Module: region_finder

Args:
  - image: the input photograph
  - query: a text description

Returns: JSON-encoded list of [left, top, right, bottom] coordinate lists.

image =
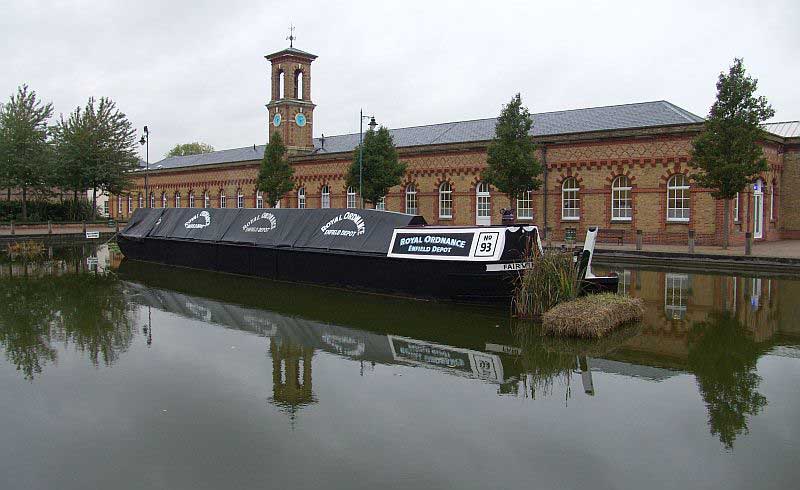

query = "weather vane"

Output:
[[287, 24, 296, 48]]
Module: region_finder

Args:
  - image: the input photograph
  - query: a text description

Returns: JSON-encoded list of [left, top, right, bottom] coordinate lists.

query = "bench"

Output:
[[598, 228, 624, 245]]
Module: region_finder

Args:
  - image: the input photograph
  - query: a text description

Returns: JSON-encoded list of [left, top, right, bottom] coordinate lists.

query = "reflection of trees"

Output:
[[688, 311, 768, 450], [0, 273, 135, 380]]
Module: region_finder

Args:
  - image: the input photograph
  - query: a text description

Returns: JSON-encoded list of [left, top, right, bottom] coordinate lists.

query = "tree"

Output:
[[482, 93, 542, 217], [53, 97, 139, 218], [346, 126, 406, 207], [165, 142, 215, 158], [690, 58, 774, 248], [257, 132, 294, 207], [0, 85, 54, 219]]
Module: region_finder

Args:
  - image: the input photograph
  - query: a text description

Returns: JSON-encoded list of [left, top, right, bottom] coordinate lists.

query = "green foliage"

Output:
[[483, 94, 542, 207], [514, 249, 579, 318], [688, 310, 769, 449], [690, 58, 774, 200], [0, 199, 94, 222], [346, 126, 406, 206], [0, 85, 55, 220], [52, 97, 139, 217], [257, 132, 294, 207], [165, 142, 215, 158]]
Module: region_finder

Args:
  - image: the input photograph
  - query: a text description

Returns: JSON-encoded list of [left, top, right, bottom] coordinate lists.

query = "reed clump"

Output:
[[6, 240, 45, 259], [513, 249, 579, 318], [542, 293, 644, 338]]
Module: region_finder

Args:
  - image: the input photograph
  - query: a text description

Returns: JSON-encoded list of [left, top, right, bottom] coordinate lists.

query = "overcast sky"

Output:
[[3, 0, 798, 161]]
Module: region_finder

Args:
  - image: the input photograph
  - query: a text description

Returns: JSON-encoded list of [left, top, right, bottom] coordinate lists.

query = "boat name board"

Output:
[[387, 228, 504, 261], [485, 261, 533, 272]]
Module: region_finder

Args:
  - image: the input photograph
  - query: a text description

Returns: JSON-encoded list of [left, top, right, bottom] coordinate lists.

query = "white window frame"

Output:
[[667, 174, 690, 222], [346, 186, 357, 209], [298, 187, 306, 209], [611, 176, 632, 221], [770, 183, 775, 221], [438, 182, 452, 218], [103, 200, 109, 216], [375, 196, 385, 211], [665, 273, 689, 320], [220, 191, 226, 209], [733, 192, 740, 222], [161, 192, 167, 208], [321, 185, 330, 209], [188, 192, 195, 208], [174, 192, 181, 208], [517, 190, 533, 220], [203, 192, 210, 208], [405, 184, 417, 215], [561, 178, 580, 220], [476, 182, 491, 222], [138, 193, 143, 209], [127, 195, 132, 213], [117, 196, 122, 216], [237, 190, 244, 209], [149, 193, 155, 209], [256, 191, 263, 209]]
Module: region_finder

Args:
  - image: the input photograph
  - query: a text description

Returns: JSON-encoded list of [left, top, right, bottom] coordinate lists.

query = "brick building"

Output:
[[113, 44, 800, 245]]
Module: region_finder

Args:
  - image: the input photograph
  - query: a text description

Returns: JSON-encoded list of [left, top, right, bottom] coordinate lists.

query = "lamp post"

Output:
[[358, 110, 377, 208], [139, 126, 149, 207]]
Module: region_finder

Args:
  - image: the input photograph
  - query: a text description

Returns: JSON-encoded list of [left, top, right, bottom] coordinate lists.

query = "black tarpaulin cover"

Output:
[[121, 208, 426, 255], [119, 208, 164, 240]]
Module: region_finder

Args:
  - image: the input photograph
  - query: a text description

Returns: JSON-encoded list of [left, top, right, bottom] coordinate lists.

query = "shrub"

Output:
[[513, 249, 579, 318], [0, 199, 94, 222]]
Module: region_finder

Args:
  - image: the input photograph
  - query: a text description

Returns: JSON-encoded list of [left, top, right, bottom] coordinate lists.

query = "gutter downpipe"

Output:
[[542, 145, 548, 239]]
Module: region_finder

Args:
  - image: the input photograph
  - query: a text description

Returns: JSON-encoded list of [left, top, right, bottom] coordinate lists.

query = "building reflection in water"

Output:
[[269, 339, 316, 425]]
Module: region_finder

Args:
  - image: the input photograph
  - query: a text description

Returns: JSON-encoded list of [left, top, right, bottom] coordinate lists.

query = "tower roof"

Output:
[[265, 46, 318, 61]]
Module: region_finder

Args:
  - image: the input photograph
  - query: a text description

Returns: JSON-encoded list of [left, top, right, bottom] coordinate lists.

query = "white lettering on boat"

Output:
[[185, 211, 211, 229], [242, 212, 277, 233], [320, 212, 366, 237]]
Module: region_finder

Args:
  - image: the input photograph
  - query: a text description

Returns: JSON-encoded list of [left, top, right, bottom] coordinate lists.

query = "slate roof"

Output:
[[150, 100, 705, 171], [764, 121, 800, 138]]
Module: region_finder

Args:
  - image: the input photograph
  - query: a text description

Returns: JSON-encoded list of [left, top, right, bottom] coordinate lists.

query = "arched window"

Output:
[[439, 182, 452, 218], [346, 186, 357, 208], [203, 191, 210, 208], [666, 174, 690, 222], [405, 184, 417, 215], [295, 70, 304, 100], [320, 185, 330, 209], [611, 176, 632, 221], [665, 273, 689, 320], [734, 192, 740, 222], [562, 178, 580, 220], [237, 189, 244, 209], [278, 70, 285, 99], [256, 191, 263, 209], [297, 187, 306, 209], [476, 182, 491, 225], [375, 196, 386, 211], [128, 195, 132, 214], [149, 192, 155, 209], [137, 193, 143, 209], [117, 195, 122, 217], [174, 192, 181, 208], [161, 192, 167, 208], [517, 190, 533, 220], [188, 191, 195, 208], [770, 180, 776, 221], [219, 190, 226, 209]]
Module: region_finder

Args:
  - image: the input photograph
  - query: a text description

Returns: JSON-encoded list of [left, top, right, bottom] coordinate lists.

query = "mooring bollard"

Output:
[[636, 229, 643, 251], [48, 220, 52, 234], [688, 230, 695, 254], [10, 221, 14, 235], [745, 232, 752, 256]]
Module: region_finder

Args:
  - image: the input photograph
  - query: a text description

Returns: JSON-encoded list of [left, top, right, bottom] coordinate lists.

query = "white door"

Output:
[[476, 182, 491, 226], [753, 180, 763, 239]]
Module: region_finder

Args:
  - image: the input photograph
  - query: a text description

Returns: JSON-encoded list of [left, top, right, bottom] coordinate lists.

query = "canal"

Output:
[[1, 243, 798, 489]]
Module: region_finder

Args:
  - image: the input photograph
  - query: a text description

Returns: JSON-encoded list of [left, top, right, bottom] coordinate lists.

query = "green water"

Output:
[[1, 244, 798, 490]]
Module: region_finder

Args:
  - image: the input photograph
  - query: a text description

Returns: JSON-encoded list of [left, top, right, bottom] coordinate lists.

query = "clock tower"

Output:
[[265, 36, 317, 154]]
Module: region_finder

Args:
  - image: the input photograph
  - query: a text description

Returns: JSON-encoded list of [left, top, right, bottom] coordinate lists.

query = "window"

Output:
[[138, 193, 143, 209], [220, 190, 226, 209], [295, 70, 304, 99], [476, 182, 491, 223], [237, 189, 244, 209], [405, 184, 417, 215], [161, 192, 167, 208], [375, 196, 386, 211], [278, 70, 285, 99], [256, 191, 263, 209], [517, 190, 533, 219], [188, 191, 195, 208], [439, 182, 453, 218], [127, 195, 132, 214], [321, 185, 330, 209], [203, 191, 210, 208], [667, 174, 690, 222], [734, 192, 740, 222], [346, 186, 357, 208], [117, 196, 122, 216], [611, 176, 632, 221], [103, 200, 109, 216], [561, 177, 580, 220], [665, 273, 689, 320], [770, 182, 775, 221], [174, 192, 181, 208], [298, 187, 306, 209], [149, 192, 155, 209]]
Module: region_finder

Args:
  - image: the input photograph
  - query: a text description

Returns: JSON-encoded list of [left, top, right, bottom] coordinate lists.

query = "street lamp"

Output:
[[139, 126, 149, 207], [358, 111, 377, 208]]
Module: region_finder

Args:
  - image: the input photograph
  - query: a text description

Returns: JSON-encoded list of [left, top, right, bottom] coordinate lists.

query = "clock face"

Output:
[[295, 113, 307, 127], [272, 113, 281, 127]]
